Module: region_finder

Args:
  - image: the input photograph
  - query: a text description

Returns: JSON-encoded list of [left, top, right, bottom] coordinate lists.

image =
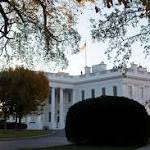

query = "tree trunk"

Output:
[[15, 114, 17, 123], [4, 118, 7, 130], [3, 114, 7, 130], [15, 114, 18, 129], [18, 114, 22, 129]]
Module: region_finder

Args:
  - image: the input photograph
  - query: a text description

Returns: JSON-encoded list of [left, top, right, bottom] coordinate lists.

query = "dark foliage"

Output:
[[0, 121, 27, 129], [91, 1, 150, 67], [65, 96, 150, 146], [0, 1, 81, 69]]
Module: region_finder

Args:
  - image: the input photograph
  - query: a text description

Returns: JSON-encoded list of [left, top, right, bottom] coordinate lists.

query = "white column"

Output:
[[145, 86, 149, 100], [59, 88, 64, 129], [122, 84, 127, 97], [72, 89, 76, 104], [132, 85, 135, 100], [51, 87, 56, 129]]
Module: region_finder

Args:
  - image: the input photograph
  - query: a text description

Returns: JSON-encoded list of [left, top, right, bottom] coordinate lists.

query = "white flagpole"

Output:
[[85, 41, 87, 67]]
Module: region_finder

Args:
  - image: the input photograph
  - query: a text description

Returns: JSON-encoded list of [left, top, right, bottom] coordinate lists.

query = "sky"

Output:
[[64, 3, 150, 75], [1, 2, 149, 75]]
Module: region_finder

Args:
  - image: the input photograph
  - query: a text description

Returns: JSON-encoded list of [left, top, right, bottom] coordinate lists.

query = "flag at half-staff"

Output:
[[80, 41, 86, 51]]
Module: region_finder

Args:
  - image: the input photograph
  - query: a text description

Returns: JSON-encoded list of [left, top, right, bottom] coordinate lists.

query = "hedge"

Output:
[[65, 96, 150, 146], [0, 122, 27, 129]]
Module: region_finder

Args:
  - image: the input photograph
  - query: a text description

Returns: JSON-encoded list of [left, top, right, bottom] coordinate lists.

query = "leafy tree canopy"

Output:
[[1, 0, 149, 70], [0, 67, 49, 124], [89, 0, 150, 67], [0, 0, 81, 70]]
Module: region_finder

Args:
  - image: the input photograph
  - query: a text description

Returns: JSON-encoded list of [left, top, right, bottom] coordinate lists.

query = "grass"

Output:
[[20, 145, 135, 150], [0, 129, 49, 138]]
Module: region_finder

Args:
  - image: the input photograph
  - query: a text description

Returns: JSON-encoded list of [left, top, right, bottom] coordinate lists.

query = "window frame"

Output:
[[91, 89, 95, 98], [113, 86, 117, 96], [81, 90, 85, 100], [102, 87, 106, 96]]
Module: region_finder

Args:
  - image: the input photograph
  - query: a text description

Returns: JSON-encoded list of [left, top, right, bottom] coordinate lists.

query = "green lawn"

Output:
[[20, 145, 135, 150], [0, 130, 49, 138]]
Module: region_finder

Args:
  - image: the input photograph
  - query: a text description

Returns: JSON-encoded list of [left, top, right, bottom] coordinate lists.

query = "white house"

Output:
[[24, 62, 150, 129]]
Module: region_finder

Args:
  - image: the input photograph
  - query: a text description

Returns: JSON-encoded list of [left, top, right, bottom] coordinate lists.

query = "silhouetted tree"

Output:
[[0, 67, 49, 125], [0, 0, 80, 69], [90, 0, 150, 67]]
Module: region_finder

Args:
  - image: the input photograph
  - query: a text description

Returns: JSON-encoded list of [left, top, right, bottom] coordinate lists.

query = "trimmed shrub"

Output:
[[0, 122, 27, 129], [65, 96, 150, 146], [17, 123, 27, 129], [147, 115, 150, 136]]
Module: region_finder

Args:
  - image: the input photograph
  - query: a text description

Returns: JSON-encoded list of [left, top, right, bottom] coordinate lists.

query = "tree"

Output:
[[90, 0, 150, 68], [0, 67, 49, 125], [0, 70, 13, 128], [0, 0, 81, 69]]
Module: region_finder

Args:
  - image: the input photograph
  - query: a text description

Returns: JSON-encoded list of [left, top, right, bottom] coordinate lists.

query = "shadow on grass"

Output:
[[19, 144, 136, 150]]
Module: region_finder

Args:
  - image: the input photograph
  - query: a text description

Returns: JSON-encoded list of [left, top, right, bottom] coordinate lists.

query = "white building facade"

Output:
[[25, 62, 150, 129]]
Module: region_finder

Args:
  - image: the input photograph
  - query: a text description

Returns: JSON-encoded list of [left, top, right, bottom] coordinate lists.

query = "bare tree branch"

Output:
[[0, 3, 9, 37]]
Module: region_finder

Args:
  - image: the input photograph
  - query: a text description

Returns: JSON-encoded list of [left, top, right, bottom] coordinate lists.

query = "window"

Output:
[[102, 87, 106, 96], [30, 115, 36, 123], [49, 112, 51, 122], [68, 92, 72, 102], [49, 87, 51, 104], [91, 89, 95, 98], [113, 86, 117, 96], [81, 90, 85, 100], [55, 89, 60, 103], [128, 86, 132, 97]]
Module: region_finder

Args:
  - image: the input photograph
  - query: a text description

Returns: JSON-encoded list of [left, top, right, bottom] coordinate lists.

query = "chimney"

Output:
[[85, 66, 91, 74], [131, 62, 137, 72]]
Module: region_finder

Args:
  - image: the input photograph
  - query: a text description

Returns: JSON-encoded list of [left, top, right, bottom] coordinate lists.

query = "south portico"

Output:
[[49, 85, 76, 129]]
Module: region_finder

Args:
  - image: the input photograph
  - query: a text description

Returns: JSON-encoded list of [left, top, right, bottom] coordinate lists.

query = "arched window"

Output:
[[113, 86, 117, 96], [102, 87, 106, 96], [91, 89, 95, 98], [81, 90, 85, 100]]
